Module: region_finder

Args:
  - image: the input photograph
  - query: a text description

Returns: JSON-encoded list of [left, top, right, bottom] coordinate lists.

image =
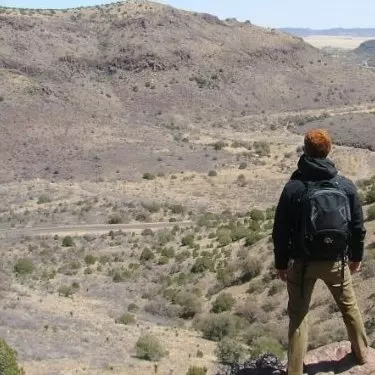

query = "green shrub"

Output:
[[174, 291, 202, 319], [250, 209, 265, 221], [108, 214, 123, 224], [115, 313, 135, 325], [211, 293, 236, 313], [231, 225, 248, 241], [197, 313, 246, 341], [245, 232, 263, 247], [140, 248, 154, 262], [58, 282, 80, 297], [213, 140, 227, 150], [216, 228, 233, 247], [142, 201, 161, 213], [241, 255, 263, 281], [251, 336, 285, 358], [14, 258, 34, 276], [366, 187, 375, 204], [37, 194, 51, 204], [170, 204, 184, 214], [62, 236, 75, 247], [0, 338, 24, 375], [186, 366, 207, 375], [238, 300, 268, 324], [135, 334, 166, 361], [181, 234, 195, 248], [367, 205, 375, 221], [128, 303, 139, 312], [191, 256, 214, 273], [215, 337, 246, 365], [84, 254, 96, 265], [141, 228, 154, 236], [142, 173, 156, 180]]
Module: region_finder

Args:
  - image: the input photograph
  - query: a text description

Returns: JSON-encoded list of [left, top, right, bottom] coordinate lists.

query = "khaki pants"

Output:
[[287, 260, 368, 375]]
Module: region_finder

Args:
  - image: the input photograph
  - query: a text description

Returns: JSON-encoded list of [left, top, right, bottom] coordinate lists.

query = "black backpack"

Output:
[[298, 175, 351, 261]]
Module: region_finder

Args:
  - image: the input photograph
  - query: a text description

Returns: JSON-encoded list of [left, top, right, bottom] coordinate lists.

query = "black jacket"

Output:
[[272, 154, 366, 269]]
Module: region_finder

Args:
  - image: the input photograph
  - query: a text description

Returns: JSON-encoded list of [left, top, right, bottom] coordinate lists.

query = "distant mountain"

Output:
[[280, 28, 375, 37]]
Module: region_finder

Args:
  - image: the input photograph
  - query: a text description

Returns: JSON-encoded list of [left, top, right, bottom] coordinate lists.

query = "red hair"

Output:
[[304, 129, 332, 158]]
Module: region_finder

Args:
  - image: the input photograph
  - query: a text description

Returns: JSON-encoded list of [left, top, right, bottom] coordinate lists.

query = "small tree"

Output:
[[135, 334, 166, 361]]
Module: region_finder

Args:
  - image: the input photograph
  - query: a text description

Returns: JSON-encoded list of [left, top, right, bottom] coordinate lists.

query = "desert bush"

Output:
[[244, 232, 263, 247], [367, 205, 375, 221], [142, 173, 155, 180], [128, 303, 139, 313], [211, 293, 236, 313], [213, 140, 227, 150], [14, 258, 34, 276], [181, 234, 195, 248], [174, 291, 202, 319], [196, 313, 247, 341], [249, 209, 265, 222], [186, 366, 207, 375], [237, 299, 268, 324], [215, 337, 247, 365], [216, 228, 233, 247], [144, 298, 180, 318], [58, 282, 80, 297], [135, 334, 166, 361], [108, 214, 123, 224], [366, 186, 375, 204], [170, 204, 184, 214], [0, 338, 24, 375], [208, 170, 218, 177], [216, 266, 236, 287], [253, 141, 270, 157], [250, 336, 285, 358], [191, 256, 214, 273], [37, 194, 51, 204], [361, 259, 375, 279], [142, 201, 161, 213], [141, 228, 154, 236], [62, 235, 75, 247], [231, 225, 248, 241], [84, 254, 96, 265], [241, 255, 263, 281], [115, 313, 135, 325], [239, 162, 247, 170], [140, 248, 154, 262]]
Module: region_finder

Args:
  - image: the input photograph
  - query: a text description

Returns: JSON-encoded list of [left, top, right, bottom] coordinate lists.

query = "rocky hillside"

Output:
[[1, 1, 375, 182]]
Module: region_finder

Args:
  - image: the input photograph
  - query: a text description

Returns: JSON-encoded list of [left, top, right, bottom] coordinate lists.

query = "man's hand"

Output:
[[276, 269, 287, 282], [349, 261, 362, 274]]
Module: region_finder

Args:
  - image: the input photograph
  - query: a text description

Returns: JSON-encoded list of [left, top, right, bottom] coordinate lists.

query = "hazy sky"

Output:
[[1, 0, 375, 29]]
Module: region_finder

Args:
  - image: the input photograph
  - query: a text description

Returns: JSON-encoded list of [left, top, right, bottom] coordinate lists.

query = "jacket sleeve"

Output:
[[272, 185, 293, 269], [347, 182, 366, 262]]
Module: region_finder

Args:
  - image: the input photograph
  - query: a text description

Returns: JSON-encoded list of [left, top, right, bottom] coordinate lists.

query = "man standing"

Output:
[[272, 129, 368, 375]]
